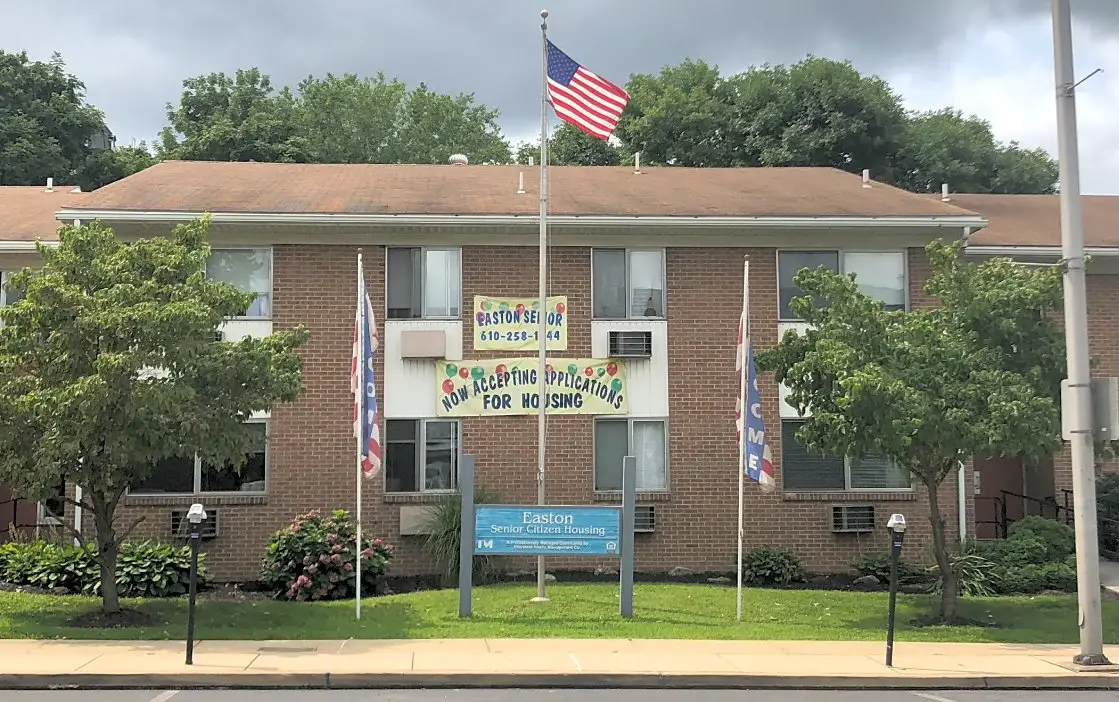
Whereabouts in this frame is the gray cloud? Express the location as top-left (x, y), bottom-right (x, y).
top-left (2, 0), bottom-right (1117, 147)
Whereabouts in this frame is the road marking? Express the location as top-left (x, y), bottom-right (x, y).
top-left (913, 693), bottom-right (958, 702)
top-left (148, 691), bottom-right (180, 702)
top-left (569, 653), bottom-right (583, 671)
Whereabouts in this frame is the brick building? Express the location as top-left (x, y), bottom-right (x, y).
top-left (0, 163), bottom-right (1114, 582)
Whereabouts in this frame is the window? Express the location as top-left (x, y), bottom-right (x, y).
top-left (778, 251), bottom-right (906, 320)
top-left (38, 480), bottom-right (65, 524)
top-left (0, 270), bottom-right (24, 308)
top-left (132, 422), bottom-right (268, 494)
top-left (206, 248), bottom-right (272, 318)
top-left (593, 418), bottom-right (668, 491)
top-left (384, 419), bottom-right (460, 493)
top-left (780, 420), bottom-right (910, 491)
top-left (592, 249), bottom-right (665, 319)
top-left (386, 247), bottom-right (461, 319)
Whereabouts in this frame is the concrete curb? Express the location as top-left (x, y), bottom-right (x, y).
top-left (0, 672), bottom-right (1117, 690)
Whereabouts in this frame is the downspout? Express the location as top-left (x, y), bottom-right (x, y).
top-left (72, 219), bottom-right (83, 549)
top-left (957, 461), bottom-right (968, 544)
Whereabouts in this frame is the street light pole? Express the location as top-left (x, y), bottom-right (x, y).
top-left (1050, 0), bottom-right (1110, 667)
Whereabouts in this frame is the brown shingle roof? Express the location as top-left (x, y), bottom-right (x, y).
top-left (949, 193), bottom-right (1119, 248)
top-left (0, 186), bottom-right (87, 243)
top-left (63, 161), bottom-right (981, 218)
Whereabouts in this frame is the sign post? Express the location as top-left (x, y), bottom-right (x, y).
top-left (459, 454), bottom-right (637, 618)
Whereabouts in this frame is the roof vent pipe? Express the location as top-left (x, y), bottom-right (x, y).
top-left (528, 155), bottom-right (534, 166)
top-left (46, 177), bottom-right (53, 192)
top-left (634, 151), bottom-right (641, 174)
top-left (941, 183), bottom-right (951, 201)
top-left (861, 169), bottom-right (871, 188)
top-left (517, 171), bottom-right (525, 194)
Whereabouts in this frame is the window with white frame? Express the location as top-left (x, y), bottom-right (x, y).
top-left (780, 419), bottom-right (910, 491)
top-left (384, 419), bottom-right (459, 493)
top-left (0, 270), bottom-right (24, 308)
top-left (206, 248), bottom-right (272, 318)
top-left (593, 418), bottom-right (668, 491)
top-left (38, 480), bottom-right (65, 524)
top-left (592, 249), bottom-right (666, 319)
top-left (132, 421), bottom-right (269, 495)
top-left (778, 250), bottom-right (906, 320)
top-left (386, 247), bottom-right (462, 319)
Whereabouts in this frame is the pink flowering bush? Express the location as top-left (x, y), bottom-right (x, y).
top-left (260, 509), bottom-right (393, 601)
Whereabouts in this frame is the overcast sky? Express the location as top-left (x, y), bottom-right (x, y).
top-left (4, 0), bottom-right (1119, 192)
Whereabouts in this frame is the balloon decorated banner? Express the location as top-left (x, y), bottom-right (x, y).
top-left (473, 295), bottom-right (567, 351)
top-left (435, 358), bottom-right (627, 417)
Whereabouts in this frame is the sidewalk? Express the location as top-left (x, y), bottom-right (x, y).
top-left (0, 638), bottom-right (1117, 690)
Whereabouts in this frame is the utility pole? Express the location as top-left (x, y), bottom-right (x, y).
top-left (1051, 0), bottom-right (1110, 667)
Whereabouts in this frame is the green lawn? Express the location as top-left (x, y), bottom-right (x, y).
top-left (1, 582), bottom-right (1116, 642)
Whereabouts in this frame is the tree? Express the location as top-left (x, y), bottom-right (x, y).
top-left (0, 50), bottom-right (106, 185)
top-left (0, 218), bottom-right (309, 614)
top-left (756, 241), bottom-right (1064, 622)
top-left (74, 143), bottom-right (157, 191)
top-left (615, 59), bottom-right (729, 166)
top-left (158, 68), bottom-right (310, 162)
top-left (892, 109), bottom-right (1058, 194)
top-left (160, 69), bottom-right (512, 165)
top-left (514, 123), bottom-right (622, 166)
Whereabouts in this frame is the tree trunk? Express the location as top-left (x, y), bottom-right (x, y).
top-left (90, 494), bottom-right (121, 614)
top-left (925, 476), bottom-right (958, 622)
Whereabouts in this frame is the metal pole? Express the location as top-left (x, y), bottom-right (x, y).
top-left (885, 533), bottom-right (900, 667)
top-left (532, 8), bottom-right (551, 603)
top-left (1051, 0), bottom-right (1109, 666)
top-left (736, 259), bottom-right (749, 621)
top-left (185, 530), bottom-right (200, 665)
top-left (355, 250), bottom-right (364, 620)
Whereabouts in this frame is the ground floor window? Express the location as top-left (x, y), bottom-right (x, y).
top-left (780, 419), bottom-right (910, 491)
top-left (594, 418), bottom-right (668, 491)
top-left (384, 419), bottom-right (460, 493)
top-left (38, 480), bottom-right (65, 523)
top-left (131, 421), bottom-right (269, 495)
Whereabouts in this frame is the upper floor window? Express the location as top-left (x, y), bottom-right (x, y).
top-left (132, 420), bottom-right (269, 495)
top-left (593, 417), bottom-right (668, 491)
top-left (206, 248), bottom-right (272, 318)
top-left (592, 249), bottom-right (666, 320)
top-left (778, 250), bottom-right (906, 320)
top-left (0, 271), bottom-right (24, 308)
top-left (384, 418), bottom-right (459, 493)
top-left (780, 419), bottom-right (910, 492)
top-left (387, 247), bottom-right (462, 320)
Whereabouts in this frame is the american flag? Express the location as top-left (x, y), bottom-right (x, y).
top-left (546, 40), bottom-right (629, 140)
top-left (736, 313), bottom-right (775, 491)
top-left (352, 257), bottom-right (382, 478)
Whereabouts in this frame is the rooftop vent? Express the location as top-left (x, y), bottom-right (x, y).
top-left (449, 154), bottom-right (468, 165)
top-left (46, 177), bottom-right (53, 192)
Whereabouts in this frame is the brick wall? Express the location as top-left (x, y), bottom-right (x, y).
top-left (96, 242), bottom-right (969, 582)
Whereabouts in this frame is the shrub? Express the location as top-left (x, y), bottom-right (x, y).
top-left (935, 551), bottom-right (997, 597)
top-left (852, 551), bottom-right (926, 584)
top-left (260, 509), bottom-right (393, 601)
top-left (976, 534), bottom-right (1048, 568)
top-left (1007, 516), bottom-right (1075, 561)
top-left (0, 539), bottom-right (203, 596)
top-left (994, 561), bottom-right (1077, 595)
top-left (741, 547), bottom-right (805, 586)
top-left (422, 488), bottom-right (503, 587)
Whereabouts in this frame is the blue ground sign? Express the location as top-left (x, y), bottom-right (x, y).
top-left (474, 505), bottom-right (622, 556)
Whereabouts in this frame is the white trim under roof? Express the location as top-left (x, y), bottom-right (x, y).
top-left (0, 241), bottom-right (55, 252)
top-left (965, 245), bottom-right (1119, 258)
top-left (55, 209), bottom-right (987, 229)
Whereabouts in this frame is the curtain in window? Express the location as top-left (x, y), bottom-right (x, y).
top-left (628, 251), bottom-right (664, 317)
top-left (632, 421), bottom-right (667, 490)
top-left (207, 249), bottom-right (271, 317)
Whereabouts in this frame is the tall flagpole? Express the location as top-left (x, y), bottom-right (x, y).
top-left (355, 250), bottom-right (364, 621)
top-left (533, 8), bottom-right (551, 603)
top-left (736, 259), bottom-right (749, 621)
top-left (1051, 0), bottom-right (1108, 666)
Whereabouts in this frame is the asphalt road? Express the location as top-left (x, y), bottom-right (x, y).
top-left (1, 691), bottom-right (1115, 702)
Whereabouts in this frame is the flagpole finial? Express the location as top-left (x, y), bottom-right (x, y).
top-left (540, 9), bottom-right (548, 19)
top-left (540, 8), bottom-right (548, 30)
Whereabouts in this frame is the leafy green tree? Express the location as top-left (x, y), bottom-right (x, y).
top-left (615, 58), bottom-right (729, 166)
top-left (296, 72), bottom-right (409, 163)
top-left (515, 123), bottom-right (622, 166)
top-left (893, 109), bottom-right (1058, 194)
top-left (158, 68), bottom-right (310, 162)
top-left (382, 82), bottom-right (510, 164)
top-left (0, 218), bottom-right (309, 613)
top-left (75, 143), bottom-right (157, 191)
top-left (756, 241), bottom-right (1064, 622)
top-left (0, 50), bottom-right (106, 185)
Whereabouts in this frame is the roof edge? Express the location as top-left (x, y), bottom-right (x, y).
top-left (55, 210), bottom-right (987, 229)
top-left (965, 245), bottom-right (1119, 258)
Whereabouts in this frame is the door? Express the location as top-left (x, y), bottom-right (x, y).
top-left (974, 456), bottom-right (1026, 539)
